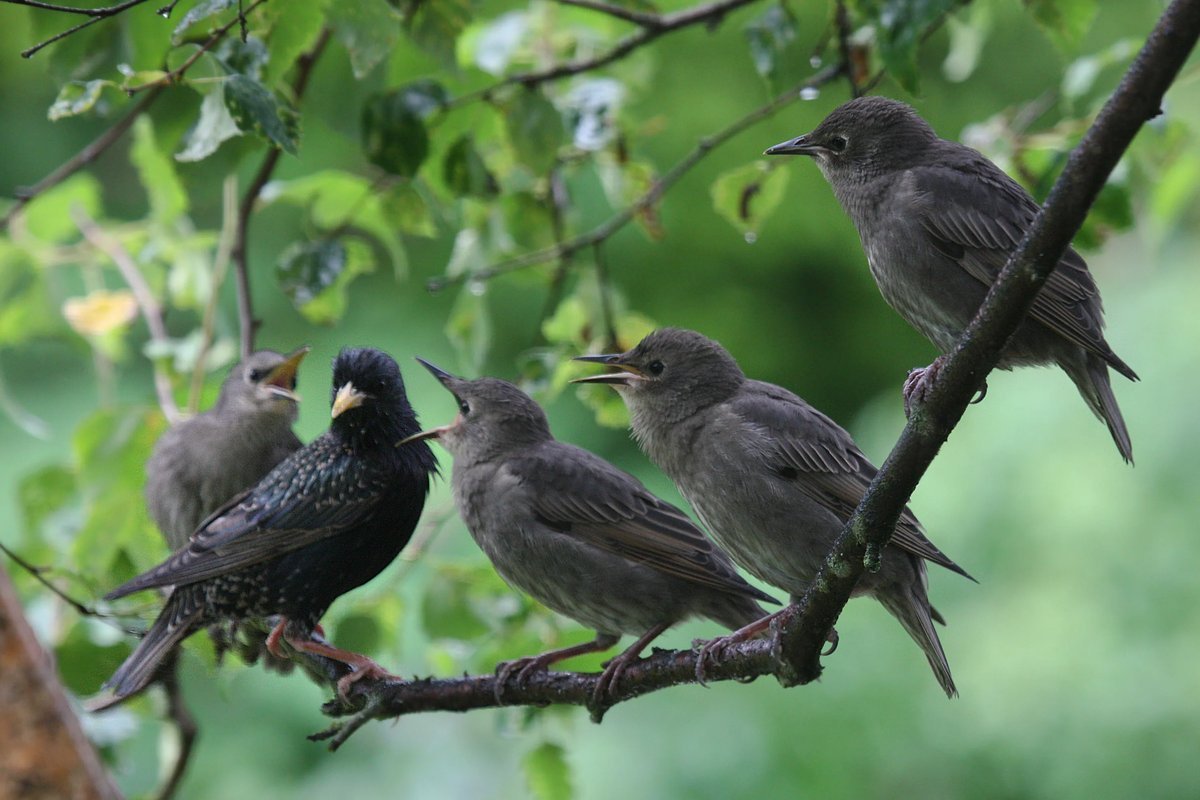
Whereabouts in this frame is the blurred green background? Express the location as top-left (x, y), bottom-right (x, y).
top-left (1, 1), bottom-right (1197, 798)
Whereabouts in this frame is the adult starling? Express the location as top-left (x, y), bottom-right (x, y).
top-left (146, 348), bottom-right (308, 551)
top-left (400, 359), bottom-right (777, 702)
top-left (89, 347), bottom-right (437, 709)
top-left (765, 95), bottom-right (1137, 463)
top-left (575, 328), bottom-right (972, 697)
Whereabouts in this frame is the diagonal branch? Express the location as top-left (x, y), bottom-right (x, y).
top-left (771, 0), bottom-right (1200, 683)
top-left (428, 65), bottom-right (842, 292)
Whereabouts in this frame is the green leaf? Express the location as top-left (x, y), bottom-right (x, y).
top-left (421, 564), bottom-right (494, 641)
top-left (173, 0), bottom-right (236, 42)
top-left (0, 250), bottom-right (62, 346)
top-left (381, 183), bottom-right (437, 237)
top-left (1024, 0), bottom-right (1098, 53)
top-left (47, 80), bottom-right (114, 121)
top-left (461, 10), bottom-right (529, 75)
top-left (862, 0), bottom-right (961, 93)
top-left (55, 625), bottom-right (129, 696)
top-left (744, 3), bottom-right (797, 79)
top-left (131, 116), bottom-right (187, 223)
top-left (330, 0), bottom-right (402, 79)
top-left (445, 279), bottom-right (491, 374)
top-left (443, 136), bottom-right (498, 197)
top-left (362, 89), bottom-right (431, 177)
top-left (276, 237), bottom-right (376, 325)
top-left (176, 85), bottom-right (242, 162)
top-left (17, 465), bottom-right (76, 540)
top-left (505, 89), bottom-right (564, 175)
top-left (523, 742), bottom-right (573, 800)
top-left (263, 0), bottom-right (331, 85)
top-left (214, 33), bottom-right (269, 79)
top-left (332, 612), bottom-right (382, 655)
top-left (22, 173), bottom-right (102, 243)
top-left (711, 161), bottom-right (790, 237)
top-left (401, 0), bottom-right (471, 67)
top-left (224, 74), bottom-right (299, 154)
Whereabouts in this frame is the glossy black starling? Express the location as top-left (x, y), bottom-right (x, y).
top-left (401, 359), bottom-right (777, 702)
top-left (89, 347), bottom-right (437, 709)
top-left (765, 96), bottom-right (1137, 462)
top-left (576, 328), bottom-right (973, 697)
top-left (146, 348), bottom-right (308, 551)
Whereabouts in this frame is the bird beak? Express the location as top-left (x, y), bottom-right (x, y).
top-left (261, 346), bottom-right (310, 401)
top-left (396, 425), bottom-right (450, 447)
top-left (415, 357), bottom-right (459, 386)
top-left (764, 134), bottom-right (821, 156)
top-left (331, 382), bottom-right (367, 419)
top-left (570, 353), bottom-right (645, 386)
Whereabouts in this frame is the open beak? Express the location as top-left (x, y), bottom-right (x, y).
top-left (331, 381), bottom-right (367, 419)
top-left (396, 424), bottom-right (451, 447)
top-left (570, 353), bottom-right (645, 386)
top-left (764, 134), bottom-right (822, 156)
top-left (261, 346), bottom-right (310, 401)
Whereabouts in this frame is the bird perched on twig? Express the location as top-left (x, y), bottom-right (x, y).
top-left (575, 328), bottom-right (972, 697)
top-left (146, 348), bottom-right (308, 551)
top-left (400, 359), bottom-right (777, 705)
top-left (766, 95), bottom-right (1137, 463)
top-left (89, 347), bottom-right (437, 710)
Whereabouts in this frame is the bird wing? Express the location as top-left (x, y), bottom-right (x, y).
top-left (107, 436), bottom-right (384, 598)
top-left (509, 445), bottom-right (777, 603)
top-left (732, 382), bottom-right (972, 579)
top-left (912, 159), bottom-right (1134, 377)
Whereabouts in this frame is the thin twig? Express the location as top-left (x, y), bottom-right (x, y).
top-left (125, 0), bottom-right (269, 94)
top-left (553, 0), bottom-right (664, 27)
top-left (154, 654), bottom-right (198, 800)
top-left (72, 207), bottom-right (181, 423)
top-left (188, 175), bottom-right (239, 414)
top-left (592, 243), bottom-right (618, 352)
top-left (429, 66), bottom-right (841, 292)
top-left (444, 0), bottom-right (759, 111)
top-left (0, 541), bottom-right (140, 634)
top-left (5, 0), bottom-right (153, 57)
top-left (1, 87), bottom-right (163, 232)
top-left (535, 166), bottom-right (574, 343)
top-left (231, 25), bottom-right (332, 358)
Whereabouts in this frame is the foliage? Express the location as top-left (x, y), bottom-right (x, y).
top-left (0, 0), bottom-right (1196, 798)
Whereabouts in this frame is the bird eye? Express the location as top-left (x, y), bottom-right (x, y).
top-left (647, 360), bottom-right (664, 376)
top-left (458, 398), bottom-right (470, 415)
top-left (828, 135), bottom-right (848, 153)
top-left (248, 368), bottom-right (266, 382)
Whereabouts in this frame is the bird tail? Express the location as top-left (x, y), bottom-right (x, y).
top-left (1066, 353), bottom-right (1134, 464)
top-left (86, 590), bottom-right (205, 712)
top-left (878, 577), bottom-right (957, 699)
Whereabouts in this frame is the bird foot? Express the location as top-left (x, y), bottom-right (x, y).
top-left (493, 655), bottom-right (555, 705)
top-left (592, 653), bottom-right (638, 705)
top-left (694, 612), bottom-right (779, 687)
top-left (821, 628), bottom-right (839, 656)
top-left (334, 658), bottom-right (400, 701)
top-left (903, 356), bottom-right (947, 418)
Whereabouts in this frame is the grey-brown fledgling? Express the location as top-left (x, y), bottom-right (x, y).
top-left (146, 348), bottom-right (308, 550)
top-left (401, 359), bottom-right (777, 704)
top-left (575, 328), bottom-right (972, 697)
top-left (765, 95), bottom-right (1137, 463)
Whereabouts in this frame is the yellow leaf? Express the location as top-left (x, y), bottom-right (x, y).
top-left (62, 290), bottom-right (137, 337)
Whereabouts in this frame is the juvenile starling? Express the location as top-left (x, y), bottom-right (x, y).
top-left (89, 348), bottom-right (437, 709)
top-left (575, 328), bottom-right (972, 697)
top-left (400, 359), bottom-right (777, 702)
top-left (765, 96), bottom-right (1137, 462)
top-left (146, 348), bottom-right (308, 551)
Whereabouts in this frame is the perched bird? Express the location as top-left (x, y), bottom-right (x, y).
top-left (575, 328), bottom-right (972, 697)
top-left (400, 359), bottom-right (777, 702)
top-left (146, 348), bottom-right (308, 551)
top-left (765, 95), bottom-right (1137, 463)
top-left (89, 348), bottom-right (437, 709)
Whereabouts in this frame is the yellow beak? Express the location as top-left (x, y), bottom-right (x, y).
top-left (331, 382), bottom-right (367, 419)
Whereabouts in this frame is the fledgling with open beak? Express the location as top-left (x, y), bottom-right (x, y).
top-left (575, 328), bottom-right (973, 697)
top-left (90, 347), bottom-right (437, 710)
top-left (765, 96), bottom-right (1137, 463)
top-left (401, 358), bottom-right (777, 704)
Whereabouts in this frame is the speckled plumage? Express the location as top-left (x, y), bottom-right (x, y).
top-left (91, 348), bottom-right (437, 709)
top-left (407, 361), bottom-right (775, 696)
top-left (766, 96), bottom-right (1137, 463)
top-left (145, 350), bottom-right (305, 551)
top-left (577, 328), bottom-right (972, 697)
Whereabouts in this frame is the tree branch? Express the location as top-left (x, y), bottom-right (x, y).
top-left (72, 207), bottom-right (182, 424)
top-left (428, 65), bottom-right (842, 292)
top-left (231, 25), bottom-right (332, 358)
top-left (770, 0), bottom-right (1200, 683)
top-left (3, 0), bottom-right (153, 58)
top-left (1, 87), bottom-right (163, 232)
top-left (553, 0), bottom-right (665, 27)
top-left (444, 0), bottom-right (759, 110)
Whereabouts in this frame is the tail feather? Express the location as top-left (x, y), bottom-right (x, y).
top-left (86, 592), bottom-right (205, 711)
top-left (878, 583), bottom-right (957, 699)
top-left (1068, 353), bottom-right (1134, 464)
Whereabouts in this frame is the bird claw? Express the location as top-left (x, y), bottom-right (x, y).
top-left (592, 653), bottom-right (637, 707)
top-left (334, 659), bottom-right (399, 701)
top-left (821, 628), bottom-right (840, 657)
top-left (903, 356), bottom-right (947, 418)
top-left (693, 636), bottom-right (731, 687)
top-left (970, 380), bottom-right (989, 405)
top-left (493, 656), bottom-right (548, 705)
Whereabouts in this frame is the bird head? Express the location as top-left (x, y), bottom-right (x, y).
top-left (329, 347), bottom-right (426, 452)
top-left (218, 347), bottom-right (309, 420)
top-left (572, 328), bottom-right (744, 423)
top-left (398, 359), bottom-right (552, 462)
top-left (764, 95), bottom-right (936, 181)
